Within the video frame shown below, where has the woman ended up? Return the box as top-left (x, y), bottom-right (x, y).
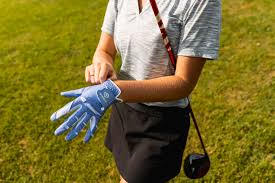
top-left (87, 0), bottom-right (221, 182)
top-left (52, 0), bottom-right (221, 182)
top-left (85, 0), bottom-right (221, 182)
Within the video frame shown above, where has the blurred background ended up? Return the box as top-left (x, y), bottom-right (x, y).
top-left (0, 0), bottom-right (274, 182)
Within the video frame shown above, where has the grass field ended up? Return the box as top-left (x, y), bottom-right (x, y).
top-left (0, 0), bottom-right (274, 182)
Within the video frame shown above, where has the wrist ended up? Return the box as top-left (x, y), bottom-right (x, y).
top-left (93, 50), bottom-right (114, 66)
top-left (93, 59), bottom-right (113, 66)
top-left (103, 79), bottom-right (123, 103)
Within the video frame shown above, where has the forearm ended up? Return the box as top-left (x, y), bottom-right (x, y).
top-left (114, 56), bottom-right (206, 103)
top-left (114, 75), bottom-right (194, 103)
top-left (93, 32), bottom-right (117, 66)
top-left (88, 33), bottom-right (117, 84)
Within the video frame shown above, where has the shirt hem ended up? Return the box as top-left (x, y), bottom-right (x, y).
top-left (177, 49), bottom-right (219, 60)
top-left (101, 28), bottom-right (114, 37)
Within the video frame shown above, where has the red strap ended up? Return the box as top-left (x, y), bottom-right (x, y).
top-left (149, 0), bottom-right (176, 68)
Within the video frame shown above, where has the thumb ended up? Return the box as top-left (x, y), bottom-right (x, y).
top-left (60, 87), bottom-right (87, 98)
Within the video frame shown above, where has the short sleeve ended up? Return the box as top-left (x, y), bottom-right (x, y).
top-left (101, 0), bottom-right (117, 37)
top-left (177, 0), bottom-right (221, 60)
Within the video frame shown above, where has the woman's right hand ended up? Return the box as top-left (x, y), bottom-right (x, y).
top-left (85, 61), bottom-right (117, 85)
top-left (86, 32), bottom-right (118, 84)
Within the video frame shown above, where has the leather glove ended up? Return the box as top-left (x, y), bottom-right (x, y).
top-left (50, 79), bottom-right (122, 143)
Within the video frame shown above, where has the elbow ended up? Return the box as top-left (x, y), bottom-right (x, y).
top-left (174, 75), bottom-right (196, 98)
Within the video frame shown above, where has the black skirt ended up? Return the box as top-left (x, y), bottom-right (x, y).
top-left (105, 102), bottom-right (190, 183)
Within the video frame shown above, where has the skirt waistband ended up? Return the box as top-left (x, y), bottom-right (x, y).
top-left (125, 103), bottom-right (190, 117)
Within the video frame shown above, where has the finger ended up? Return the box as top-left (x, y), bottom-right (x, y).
top-left (89, 64), bottom-right (95, 76)
top-left (50, 99), bottom-right (81, 121)
top-left (60, 87), bottom-right (86, 98)
top-left (65, 112), bottom-right (91, 141)
top-left (85, 66), bottom-right (90, 82)
top-left (84, 116), bottom-right (98, 143)
top-left (90, 75), bottom-right (96, 84)
top-left (54, 106), bottom-right (84, 135)
top-left (99, 64), bottom-right (109, 83)
top-left (94, 63), bottom-right (101, 84)
top-left (89, 65), bottom-right (96, 83)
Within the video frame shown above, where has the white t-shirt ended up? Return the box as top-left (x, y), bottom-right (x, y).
top-left (101, 0), bottom-right (221, 108)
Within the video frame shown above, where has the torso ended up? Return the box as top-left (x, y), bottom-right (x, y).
top-left (103, 0), bottom-right (221, 107)
top-left (113, 0), bottom-right (189, 108)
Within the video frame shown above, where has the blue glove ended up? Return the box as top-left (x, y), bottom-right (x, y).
top-left (50, 79), bottom-right (122, 143)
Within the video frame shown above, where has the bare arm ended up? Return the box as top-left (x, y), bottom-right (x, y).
top-left (115, 56), bottom-right (205, 102)
top-left (86, 33), bottom-right (206, 102)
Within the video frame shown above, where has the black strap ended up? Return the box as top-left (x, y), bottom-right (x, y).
top-left (188, 104), bottom-right (208, 155)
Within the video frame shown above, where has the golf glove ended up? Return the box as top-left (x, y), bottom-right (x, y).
top-left (50, 79), bottom-right (122, 143)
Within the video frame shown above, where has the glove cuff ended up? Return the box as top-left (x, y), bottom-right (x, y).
top-left (103, 79), bottom-right (123, 103)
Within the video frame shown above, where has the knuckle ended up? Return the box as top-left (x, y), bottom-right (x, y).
top-left (94, 64), bottom-right (101, 71)
top-left (99, 76), bottom-right (105, 82)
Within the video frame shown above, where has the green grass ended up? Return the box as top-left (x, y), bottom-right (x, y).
top-left (0, 0), bottom-right (274, 182)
